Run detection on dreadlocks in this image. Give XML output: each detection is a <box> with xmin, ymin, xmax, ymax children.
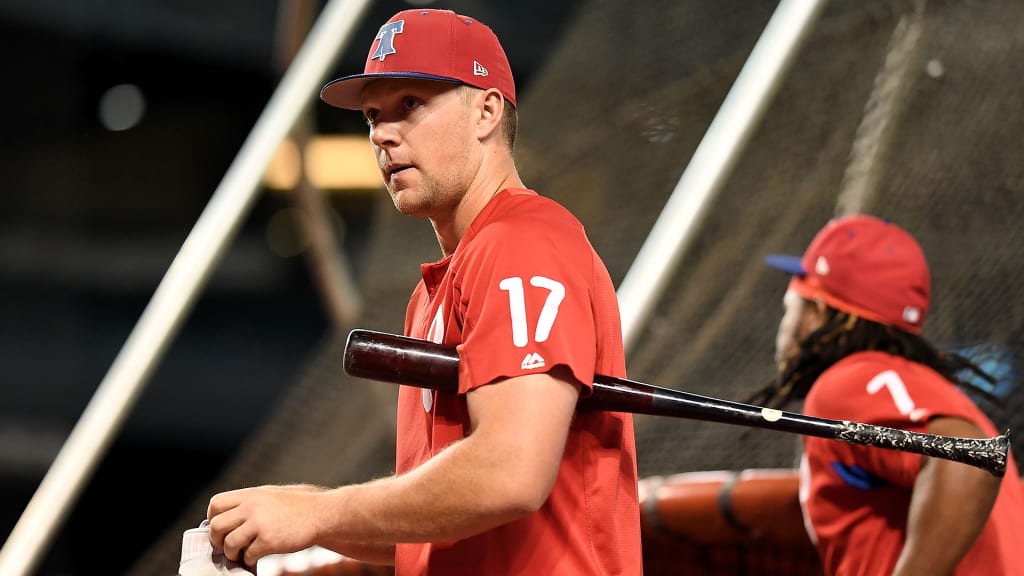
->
<box><xmin>747</xmin><ymin>306</ymin><xmax>999</xmax><ymax>410</ymax></box>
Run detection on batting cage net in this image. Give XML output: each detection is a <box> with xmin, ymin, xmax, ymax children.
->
<box><xmin>130</xmin><ymin>0</ymin><xmax>1023</xmax><ymax>573</ymax></box>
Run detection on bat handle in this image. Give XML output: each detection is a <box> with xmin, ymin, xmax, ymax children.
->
<box><xmin>840</xmin><ymin>422</ymin><xmax>1010</xmax><ymax>477</ymax></box>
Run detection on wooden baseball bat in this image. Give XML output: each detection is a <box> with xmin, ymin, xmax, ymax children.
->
<box><xmin>342</xmin><ymin>329</ymin><xmax>1009</xmax><ymax>477</ymax></box>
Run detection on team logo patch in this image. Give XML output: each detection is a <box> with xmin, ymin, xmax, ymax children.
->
<box><xmin>903</xmin><ymin>306</ymin><xmax>921</xmax><ymax>325</ymax></box>
<box><xmin>521</xmin><ymin>352</ymin><xmax>546</xmax><ymax>370</ymax></box>
<box><xmin>815</xmin><ymin>255</ymin><xmax>830</xmax><ymax>276</ymax></box>
<box><xmin>371</xmin><ymin>20</ymin><xmax>404</xmax><ymax>61</ymax></box>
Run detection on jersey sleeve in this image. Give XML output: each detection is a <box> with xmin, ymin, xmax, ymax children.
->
<box><xmin>451</xmin><ymin>215</ymin><xmax>598</xmax><ymax>395</ymax></box>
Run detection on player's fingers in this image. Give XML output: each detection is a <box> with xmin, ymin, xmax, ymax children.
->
<box><xmin>243</xmin><ymin>538</ymin><xmax>269</xmax><ymax>568</ymax></box>
<box><xmin>207</xmin><ymin>488</ymin><xmax>248</xmax><ymax>520</ymax></box>
<box><xmin>221</xmin><ymin>519</ymin><xmax>258</xmax><ymax>563</ymax></box>
<box><xmin>207</xmin><ymin>505</ymin><xmax>247</xmax><ymax>549</ymax></box>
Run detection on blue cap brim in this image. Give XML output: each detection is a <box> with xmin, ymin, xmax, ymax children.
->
<box><xmin>320</xmin><ymin>73</ymin><xmax>462</xmax><ymax>110</ymax></box>
<box><xmin>764</xmin><ymin>254</ymin><xmax>806</xmax><ymax>277</ymax></box>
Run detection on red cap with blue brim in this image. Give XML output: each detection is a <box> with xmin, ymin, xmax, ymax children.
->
<box><xmin>321</xmin><ymin>9</ymin><xmax>516</xmax><ymax>110</ymax></box>
<box><xmin>765</xmin><ymin>215</ymin><xmax>931</xmax><ymax>334</ymax></box>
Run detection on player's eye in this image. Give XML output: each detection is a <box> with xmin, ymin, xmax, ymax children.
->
<box><xmin>402</xmin><ymin>96</ymin><xmax>420</xmax><ymax>111</ymax></box>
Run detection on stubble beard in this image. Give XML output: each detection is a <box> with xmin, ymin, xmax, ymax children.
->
<box><xmin>389</xmin><ymin>171</ymin><xmax>466</xmax><ymax>220</ymax></box>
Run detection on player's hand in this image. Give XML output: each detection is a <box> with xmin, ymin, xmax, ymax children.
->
<box><xmin>207</xmin><ymin>484</ymin><xmax>329</xmax><ymax>567</ymax></box>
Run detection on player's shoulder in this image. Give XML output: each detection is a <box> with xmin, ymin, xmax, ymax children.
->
<box><xmin>492</xmin><ymin>188</ymin><xmax>580</xmax><ymax>223</ymax></box>
<box><xmin>476</xmin><ymin>188</ymin><xmax>588</xmax><ymax>244</ymax></box>
<box><xmin>826</xmin><ymin>351</ymin><xmax>896</xmax><ymax>376</ymax></box>
<box><xmin>824</xmin><ymin>351</ymin><xmax>947</xmax><ymax>385</ymax></box>
<box><xmin>810</xmin><ymin>352</ymin><xmax>902</xmax><ymax>397</ymax></box>
<box><xmin>810</xmin><ymin>351</ymin><xmax>956</xmax><ymax>408</ymax></box>
<box><xmin>805</xmin><ymin>353</ymin><xmax>896</xmax><ymax>418</ymax></box>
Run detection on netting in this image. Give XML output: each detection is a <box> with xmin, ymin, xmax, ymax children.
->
<box><xmin>515</xmin><ymin>0</ymin><xmax>1024</xmax><ymax>478</ymax></box>
<box><xmin>130</xmin><ymin>0</ymin><xmax>1023</xmax><ymax>572</ymax></box>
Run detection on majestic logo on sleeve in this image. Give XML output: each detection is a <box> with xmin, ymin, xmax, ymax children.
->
<box><xmin>371</xmin><ymin>20</ymin><xmax>405</xmax><ymax>61</ymax></box>
<box><xmin>521</xmin><ymin>352</ymin><xmax>546</xmax><ymax>370</ymax></box>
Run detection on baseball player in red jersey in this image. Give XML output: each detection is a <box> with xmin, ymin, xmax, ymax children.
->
<box><xmin>758</xmin><ymin>214</ymin><xmax>1024</xmax><ymax>575</ymax></box>
<box><xmin>206</xmin><ymin>8</ymin><xmax>642</xmax><ymax>575</ymax></box>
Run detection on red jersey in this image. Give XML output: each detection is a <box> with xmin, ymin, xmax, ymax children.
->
<box><xmin>800</xmin><ymin>351</ymin><xmax>1024</xmax><ymax>575</ymax></box>
<box><xmin>395</xmin><ymin>188</ymin><xmax>642</xmax><ymax>575</ymax></box>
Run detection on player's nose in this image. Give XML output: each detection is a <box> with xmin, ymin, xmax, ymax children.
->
<box><xmin>370</xmin><ymin>120</ymin><xmax>400</xmax><ymax>148</ymax></box>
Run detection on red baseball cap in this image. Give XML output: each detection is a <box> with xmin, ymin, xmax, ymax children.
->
<box><xmin>765</xmin><ymin>215</ymin><xmax>931</xmax><ymax>333</ymax></box>
<box><xmin>320</xmin><ymin>9</ymin><xmax>516</xmax><ymax>110</ymax></box>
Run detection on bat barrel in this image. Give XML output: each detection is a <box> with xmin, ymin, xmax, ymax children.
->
<box><xmin>343</xmin><ymin>330</ymin><xmax>459</xmax><ymax>392</ymax></box>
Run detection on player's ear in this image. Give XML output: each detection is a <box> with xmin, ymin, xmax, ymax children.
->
<box><xmin>475</xmin><ymin>88</ymin><xmax>504</xmax><ymax>142</ymax></box>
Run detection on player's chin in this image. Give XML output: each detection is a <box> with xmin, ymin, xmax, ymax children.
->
<box><xmin>390</xmin><ymin>189</ymin><xmax>429</xmax><ymax>217</ymax></box>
